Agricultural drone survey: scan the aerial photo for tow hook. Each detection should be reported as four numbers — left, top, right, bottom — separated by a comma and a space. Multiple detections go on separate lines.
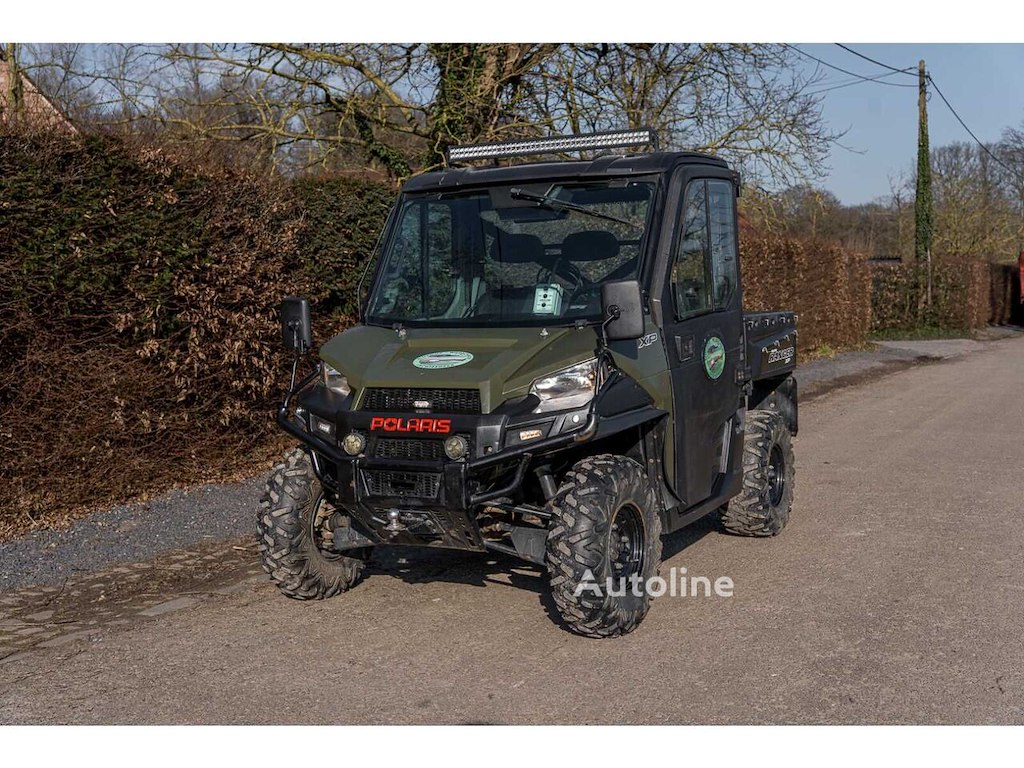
385, 509, 407, 535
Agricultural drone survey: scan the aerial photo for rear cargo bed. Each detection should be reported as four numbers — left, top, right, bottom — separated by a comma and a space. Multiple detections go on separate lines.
745, 311, 797, 381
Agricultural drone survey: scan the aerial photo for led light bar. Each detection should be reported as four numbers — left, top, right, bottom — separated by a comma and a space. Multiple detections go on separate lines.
445, 128, 659, 164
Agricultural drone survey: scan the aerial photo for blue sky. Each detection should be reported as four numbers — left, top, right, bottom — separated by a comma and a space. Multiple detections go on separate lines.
798, 44, 1024, 205
9, 6, 1023, 207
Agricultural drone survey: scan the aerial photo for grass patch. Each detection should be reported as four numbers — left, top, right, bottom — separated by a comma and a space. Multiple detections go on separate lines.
799, 339, 879, 362
806, 343, 838, 360
868, 325, 970, 342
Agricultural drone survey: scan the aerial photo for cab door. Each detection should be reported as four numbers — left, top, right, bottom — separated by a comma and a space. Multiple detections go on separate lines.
660, 174, 744, 507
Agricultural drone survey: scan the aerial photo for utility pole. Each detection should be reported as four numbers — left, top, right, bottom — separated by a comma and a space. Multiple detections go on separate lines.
914, 59, 934, 310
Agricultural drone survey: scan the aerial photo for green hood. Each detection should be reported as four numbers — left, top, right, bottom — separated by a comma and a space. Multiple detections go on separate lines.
320, 324, 600, 412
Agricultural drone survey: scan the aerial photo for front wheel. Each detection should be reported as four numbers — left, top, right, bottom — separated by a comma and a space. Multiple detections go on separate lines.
719, 410, 795, 537
545, 454, 662, 638
257, 447, 369, 599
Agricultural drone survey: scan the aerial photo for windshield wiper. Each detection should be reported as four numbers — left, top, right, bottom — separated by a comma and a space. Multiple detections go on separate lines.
509, 188, 642, 230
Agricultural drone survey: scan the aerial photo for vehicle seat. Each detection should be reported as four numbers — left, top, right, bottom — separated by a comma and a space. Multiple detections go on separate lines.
677, 280, 707, 314
560, 230, 620, 262
560, 230, 637, 282
473, 233, 552, 317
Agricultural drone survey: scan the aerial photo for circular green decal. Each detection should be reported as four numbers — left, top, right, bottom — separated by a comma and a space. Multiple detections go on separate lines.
703, 336, 726, 380
413, 351, 474, 370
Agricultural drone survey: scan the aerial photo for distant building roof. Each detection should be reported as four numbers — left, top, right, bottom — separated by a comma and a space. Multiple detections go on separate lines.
0, 47, 77, 132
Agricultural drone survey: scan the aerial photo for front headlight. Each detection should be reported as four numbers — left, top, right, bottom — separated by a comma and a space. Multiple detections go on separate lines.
529, 359, 598, 413
320, 363, 351, 397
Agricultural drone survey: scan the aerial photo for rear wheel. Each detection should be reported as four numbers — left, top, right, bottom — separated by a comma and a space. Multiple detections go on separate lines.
719, 410, 794, 537
257, 448, 369, 599
545, 454, 662, 638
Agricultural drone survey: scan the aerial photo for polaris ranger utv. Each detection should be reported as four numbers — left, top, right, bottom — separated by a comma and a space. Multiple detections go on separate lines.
262, 129, 797, 637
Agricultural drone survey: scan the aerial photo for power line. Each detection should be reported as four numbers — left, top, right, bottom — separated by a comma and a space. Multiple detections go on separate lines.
784, 44, 917, 88
926, 73, 1020, 180
805, 70, 919, 97
792, 44, 1021, 181
834, 44, 916, 76
797, 44, 1020, 180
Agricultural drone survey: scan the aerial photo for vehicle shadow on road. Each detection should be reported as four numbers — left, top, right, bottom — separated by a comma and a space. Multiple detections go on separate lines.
367, 546, 575, 631
367, 510, 718, 587
363, 511, 718, 635
368, 547, 546, 592
661, 513, 718, 561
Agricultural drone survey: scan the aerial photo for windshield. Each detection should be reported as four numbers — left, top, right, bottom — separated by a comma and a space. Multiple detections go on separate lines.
366, 178, 656, 327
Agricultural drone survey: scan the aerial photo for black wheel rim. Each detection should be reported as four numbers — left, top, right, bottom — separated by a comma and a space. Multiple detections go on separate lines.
309, 493, 343, 561
767, 444, 786, 507
610, 504, 645, 581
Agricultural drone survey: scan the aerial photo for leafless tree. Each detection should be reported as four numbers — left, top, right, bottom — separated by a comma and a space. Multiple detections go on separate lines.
928, 142, 1018, 260
997, 125, 1024, 248
15, 43, 840, 184
526, 44, 838, 184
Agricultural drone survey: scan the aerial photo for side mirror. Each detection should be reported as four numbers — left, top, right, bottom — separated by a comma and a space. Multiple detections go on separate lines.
600, 280, 644, 341
281, 297, 312, 353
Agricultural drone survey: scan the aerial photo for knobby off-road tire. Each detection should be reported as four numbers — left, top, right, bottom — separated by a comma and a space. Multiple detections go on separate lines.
258, 447, 368, 599
545, 454, 663, 638
720, 410, 795, 537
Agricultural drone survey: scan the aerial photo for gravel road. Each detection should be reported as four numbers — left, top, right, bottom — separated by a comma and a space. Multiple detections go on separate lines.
0, 479, 264, 593
1, 333, 1022, 724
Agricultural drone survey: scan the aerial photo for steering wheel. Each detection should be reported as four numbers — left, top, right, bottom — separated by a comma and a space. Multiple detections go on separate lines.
548, 260, 601, 312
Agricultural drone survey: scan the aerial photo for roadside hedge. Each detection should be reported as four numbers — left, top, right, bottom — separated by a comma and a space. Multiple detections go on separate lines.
870, 258, 991, 333
740, 223, 872, 351
0, 129, 394, 537
294, 176, 395, 324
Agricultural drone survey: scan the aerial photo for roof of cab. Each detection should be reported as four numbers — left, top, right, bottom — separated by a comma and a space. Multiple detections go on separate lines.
401, 151, 729, 193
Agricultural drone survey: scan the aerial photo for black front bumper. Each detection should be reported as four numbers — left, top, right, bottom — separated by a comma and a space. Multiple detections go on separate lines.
276, 378, 595, 551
